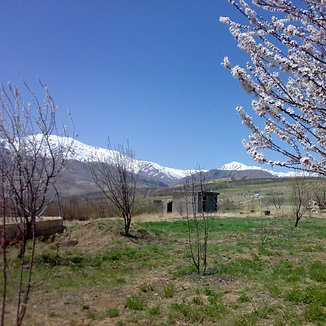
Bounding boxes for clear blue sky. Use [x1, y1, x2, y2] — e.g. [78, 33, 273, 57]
[1, 0, 277, 171]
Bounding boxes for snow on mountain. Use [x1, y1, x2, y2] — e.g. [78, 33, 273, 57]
[220, 161, 264, 172]
[67, 140, 311, 179]
[28, 135, 195, 181]
[219, 161, 313, 177]
[68, 138, 195, 180]
[2, 135, 314, 181]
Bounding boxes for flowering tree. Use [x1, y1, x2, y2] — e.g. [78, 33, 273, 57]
[220, 0, 325, 175]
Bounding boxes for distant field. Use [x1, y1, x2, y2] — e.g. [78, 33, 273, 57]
[45, 177, 325, 222]
[2, 216, 325, 325]
[139, 178, 325, 221]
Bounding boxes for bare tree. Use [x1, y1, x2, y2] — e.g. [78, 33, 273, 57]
[89, 142, 139, 236]
[309, 178, 326, 210]
[0, 171, 9, 326]
[291, 177, 308, 227]
[183, 170, 209, 275]
[269, 188, 284, 211]
[0, 80, 74, 326]
[221, 0, 326, 175]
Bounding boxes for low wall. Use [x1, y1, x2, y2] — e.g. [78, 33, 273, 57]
[0, 216, 65, 244]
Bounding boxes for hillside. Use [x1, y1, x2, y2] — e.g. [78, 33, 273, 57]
[1, 135, 313, 197]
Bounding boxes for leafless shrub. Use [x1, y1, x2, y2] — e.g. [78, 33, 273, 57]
[219, 197, 239, 211]
[291, 177, 308, 227]
[183, 170, 210, 275]
[0, 80, 74, 325]
[269, 189, 285, 211]
[309, 179, 326, 210]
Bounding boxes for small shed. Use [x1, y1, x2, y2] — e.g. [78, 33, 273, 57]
[197, 191, 219, 213]
[153, 191, 219, 216]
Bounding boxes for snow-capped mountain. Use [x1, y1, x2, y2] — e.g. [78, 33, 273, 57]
[56, 138, 313, 179]
[1, 135, 314, 196]
[220, 161, 264, 172]
[219, 161, 313, 177]
[65, 137, 196, 181]
[1, 134, 195, 182]
[65, 139, 314, 180]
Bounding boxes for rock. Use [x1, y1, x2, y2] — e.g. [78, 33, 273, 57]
[218, 275, 234, 282]
[60, 239, 78, 247]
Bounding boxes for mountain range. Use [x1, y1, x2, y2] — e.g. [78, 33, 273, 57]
[56, 136, 311, 196]
[1, 135, 311, 196]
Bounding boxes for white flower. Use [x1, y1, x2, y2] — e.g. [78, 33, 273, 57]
[222, 56, 231, 69]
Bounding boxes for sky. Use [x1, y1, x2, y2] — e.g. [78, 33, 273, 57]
[1, 0, 283, 171]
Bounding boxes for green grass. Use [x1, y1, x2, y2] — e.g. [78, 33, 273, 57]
[304, 303, 326, 322]
[140, 218, 273, 235]
[309, 260, 326, 282]
[48, 311, 60, 318]
[161, 283, 176, 298]
[2, 216, 325, 326]
[124, 295, 147, 310]
[284, 286, 326, 305]
[237, 293, 250, 303]
[139, 284, 155, 293]
[105, 307, 120, 318]
[148, 305, 160, 316]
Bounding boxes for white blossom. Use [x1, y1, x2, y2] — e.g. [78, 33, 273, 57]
[221, 0, 326, 175]
[222, 56, 231, 69]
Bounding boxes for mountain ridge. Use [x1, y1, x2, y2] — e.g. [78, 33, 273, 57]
[1, 135, 313, 196]
[34, 135, 307, 179]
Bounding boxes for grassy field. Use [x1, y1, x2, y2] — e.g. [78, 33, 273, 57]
[2, 216, 326, 326]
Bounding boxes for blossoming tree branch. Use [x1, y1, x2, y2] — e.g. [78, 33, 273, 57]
[220, 0, 325, 175]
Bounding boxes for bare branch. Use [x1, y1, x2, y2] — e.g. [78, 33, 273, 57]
[0, 80, 74, 325]
[89, 141, 139, 236]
